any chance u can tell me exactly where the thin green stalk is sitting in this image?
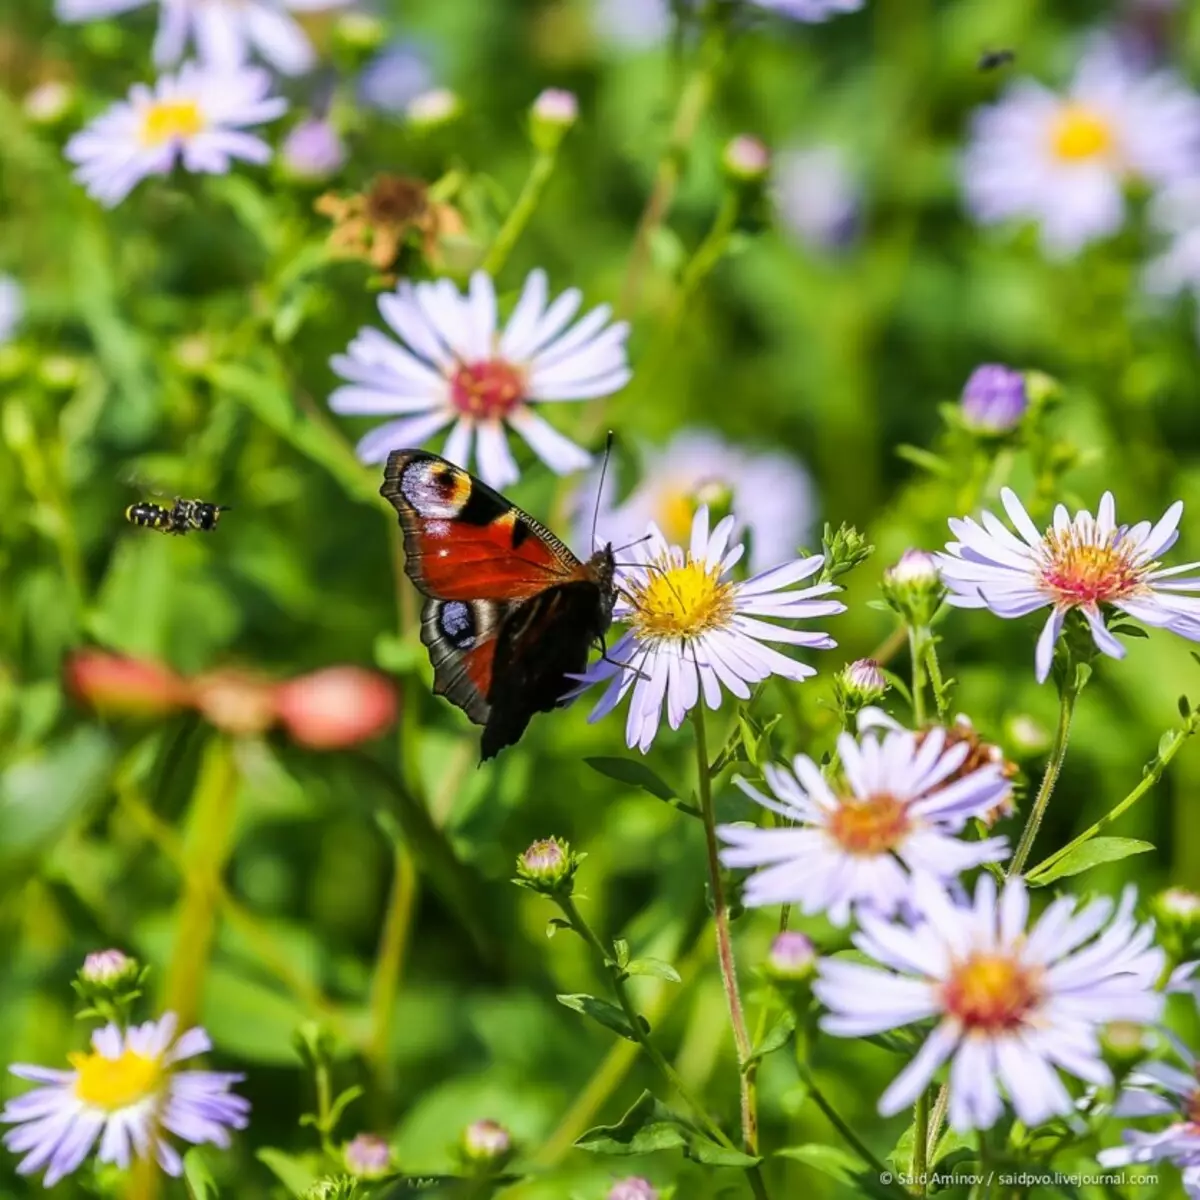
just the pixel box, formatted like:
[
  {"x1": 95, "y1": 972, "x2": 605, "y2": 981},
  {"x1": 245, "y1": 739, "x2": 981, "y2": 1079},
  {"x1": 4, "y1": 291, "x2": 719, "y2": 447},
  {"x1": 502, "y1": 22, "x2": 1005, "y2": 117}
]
[
  {"x1": 553, "y1": 893, "x2": 736, "y2": 1153},
  {"x1": 912, "y1": 1087, "x2": 930, "y2": 1196},
  {"x1": 1007, "y1": 670, "x2": 1081, "y2": 878},
  {"x1": 909, "y1": 626, "x2": 928, "y2": 726},
  {"x1": 366, "y1": 841, "x2": 418, "y2": 1093},
  {"x1": 1028, "y1": 711, "x2": 1200, "y2": 883},
  {"x1": 692, "y1": 707, "x2": 759, "y2": 1156},
  {"x1": 925, "y1": 1084, "x2": 948, "y2": 1166},
  {"x1": 619, "y1": 26, "x2": 724, "y2": 315},
  {"x1": 481, "y1": 151, "x2": 559, "y2": 276},
  {"x1": 796, "y1": 1062, "x2": 899, "y2": 1186}
]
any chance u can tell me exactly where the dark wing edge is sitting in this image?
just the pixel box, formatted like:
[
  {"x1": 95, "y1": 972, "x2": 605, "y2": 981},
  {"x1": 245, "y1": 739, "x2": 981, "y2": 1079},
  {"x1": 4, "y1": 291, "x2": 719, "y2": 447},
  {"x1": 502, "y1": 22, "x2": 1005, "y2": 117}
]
[{"x1": 420, "y1": 597, "x2": 512, "y2": 727}]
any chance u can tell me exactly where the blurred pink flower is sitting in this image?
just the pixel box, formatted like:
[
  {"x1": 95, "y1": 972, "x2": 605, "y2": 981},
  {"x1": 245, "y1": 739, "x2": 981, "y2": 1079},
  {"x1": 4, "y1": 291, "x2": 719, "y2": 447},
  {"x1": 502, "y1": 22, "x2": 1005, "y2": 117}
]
[{"x1": 275, "y1": 667, "x2": 398, "y2": 749}]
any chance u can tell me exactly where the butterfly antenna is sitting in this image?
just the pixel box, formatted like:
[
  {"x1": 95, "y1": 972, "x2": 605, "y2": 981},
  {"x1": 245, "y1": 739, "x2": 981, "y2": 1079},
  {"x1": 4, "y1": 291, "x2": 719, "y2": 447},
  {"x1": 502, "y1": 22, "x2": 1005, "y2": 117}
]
[
  {"x1": 611, "y1": 533, "x2": 654, "y2": 556},
  {"x1": 590, "y1": 431, "x2": 615, "y2": 550}
]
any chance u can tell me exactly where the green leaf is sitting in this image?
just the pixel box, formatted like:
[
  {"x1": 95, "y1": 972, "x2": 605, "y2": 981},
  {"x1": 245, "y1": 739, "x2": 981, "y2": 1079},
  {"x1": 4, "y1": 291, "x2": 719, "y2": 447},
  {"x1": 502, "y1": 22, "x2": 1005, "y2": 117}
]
[
  {"x1": 575, "y1": 1090, "x2": 759, "y2": 1168},
  {"x1": 256, "y1": 1148, "x2": 320, "y2": 1198},
  {"x1": 556, "y1": 993, "x2": 638, "y2": 1040},
  {"x1": 895, "y1": 444, "x2": 952, "y2": 477},
  {"x1": 325, "y1": 1084, "x2": 364, "y2": 1133},
  {"x1": 546, "y1": 917, "x2": 571, "y2": 938},
  {"x1": 1180, "y1": 695, "x2": 1192, "y2": 720},
  {"x1": 776, "y1": 1145, "x2": 899, "y2": 1199},
  {"x1": 1029, "y1": 837, "x2": 1154, "y2": 886},
  {"x1": 584, "y1": 757, "x2": 676, "y2": 802},
  {"x1": 184, "y1": 1148, "x2": 219, "y2": 1200},
  {"x1": 746, "y1": 1009, "x2": 795, "y2": 1068},
  {"x1": 624, "y1": 957, "x2": 681, "y2": 983}
]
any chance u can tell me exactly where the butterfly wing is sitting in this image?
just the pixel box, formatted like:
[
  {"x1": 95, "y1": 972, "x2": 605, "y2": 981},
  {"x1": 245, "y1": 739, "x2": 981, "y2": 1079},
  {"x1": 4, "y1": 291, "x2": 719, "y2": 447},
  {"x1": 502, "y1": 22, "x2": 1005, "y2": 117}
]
[{"x1": 419, "y1": 597, "x2": 512, "y2": 727}]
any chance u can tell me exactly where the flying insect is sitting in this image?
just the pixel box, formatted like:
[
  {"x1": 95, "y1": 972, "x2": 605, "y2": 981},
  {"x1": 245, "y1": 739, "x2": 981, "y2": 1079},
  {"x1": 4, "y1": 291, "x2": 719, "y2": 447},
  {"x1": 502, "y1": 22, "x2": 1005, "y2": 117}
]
[{"x1": 124, "y1": 497, "x2": 230, "y2": 534}]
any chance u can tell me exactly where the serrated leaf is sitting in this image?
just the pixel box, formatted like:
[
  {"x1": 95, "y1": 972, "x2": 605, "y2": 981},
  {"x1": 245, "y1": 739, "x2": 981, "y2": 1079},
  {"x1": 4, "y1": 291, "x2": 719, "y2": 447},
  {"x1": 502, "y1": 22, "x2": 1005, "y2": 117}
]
[
  {"x1": 746, "y1": 1009, "x2": 795, "y2": 1068},
  {"x1": 256, "y1": 1148, "x2": 319, "y2": 1198},
  {"x1": 1029, "y1": 837, "x2": 1154, "y2": 886},
  {"x1": 624, "y1": 957, "x2": 681, "y2": 983},
  {"x1": 184, "y1": 1148, "x2": 219, "y2": 1199},
  {"x1": 556, "y1": 993, "x2": 637, "y2": 1040},
  {"x1": 575, "y1": 1090, "x2": 758, "y2": 1167},
  {"x1": 584, "y1": 757, "x2": 677, "y2": 802}
]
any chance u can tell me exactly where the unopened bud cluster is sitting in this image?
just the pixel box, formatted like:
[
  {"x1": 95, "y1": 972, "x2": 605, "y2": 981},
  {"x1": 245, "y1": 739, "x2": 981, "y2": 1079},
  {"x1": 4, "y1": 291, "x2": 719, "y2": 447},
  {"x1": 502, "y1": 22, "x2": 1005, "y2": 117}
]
[
  {"x1": 881, "y1": 549, "x2": 945, "y2": 628},
  {"x1": 514, "y1": 836, "x2": 584, "y2": 895}
]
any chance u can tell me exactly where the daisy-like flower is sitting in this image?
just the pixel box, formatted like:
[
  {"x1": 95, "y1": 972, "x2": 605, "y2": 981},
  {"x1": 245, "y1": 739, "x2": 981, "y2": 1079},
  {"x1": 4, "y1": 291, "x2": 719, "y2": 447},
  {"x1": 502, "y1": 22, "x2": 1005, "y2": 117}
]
[
  {"x1": 1098, "y1": 1036, "x2": 1200, "y2": 1192},
  {"x1": 580, "y1": 429, "x2": 814, "y2": 573},
  {"x1": 773, "y1": 144, "x2": 860, "y2": 250},
  {"x1": 0, "y1": 275, "x2": 23, "y2": 345},
  {"x1": 64, "y1": 63, "x2": 286, "y2": 207},
  {"x1": 939, "y1": 488, "x2": 1200, "y2": 683},
  {"x1": 56, "y1": 0, "x2": 352, "y2": 76},
  {"x1": 815, "y1": 874, "x2": 1165, "y2": 1132},
  {"x1": 718, "y1": 726, "x2": 1011, "y2": 925},
  {"x1": 576, "y1": 507, "x2": 844, "y2": 753},
  {"x1": 328, "y1": 269, "x2": 630, "y2": 487},
  {"x1": 1, "y1": 1013, "x2": 249, "y2": 1186},
  {"x1": 962, "y1": 35, "x2": 1200, "y2": 256},
  {"x1": 748, "y1": 0, "x2": 865, "y2": 21}
]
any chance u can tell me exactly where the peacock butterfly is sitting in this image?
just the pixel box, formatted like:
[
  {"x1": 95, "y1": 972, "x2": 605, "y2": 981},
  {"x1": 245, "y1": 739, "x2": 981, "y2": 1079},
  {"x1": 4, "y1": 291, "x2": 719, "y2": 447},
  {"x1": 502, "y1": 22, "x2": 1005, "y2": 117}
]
[{"x1": 381, "y1": 449, "x2": 616, "y2": 760}]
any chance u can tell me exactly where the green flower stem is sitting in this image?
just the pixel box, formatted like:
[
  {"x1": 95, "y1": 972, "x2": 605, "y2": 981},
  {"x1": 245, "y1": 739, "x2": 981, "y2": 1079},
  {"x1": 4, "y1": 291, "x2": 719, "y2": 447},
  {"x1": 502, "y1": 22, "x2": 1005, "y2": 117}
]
[
  {"x1": 912, "y1": 1087, "x2": 930, "y2": 1197},
  {"x1": 925, "y1": 1085, "x2": 949, "y2": 1176},
  {"x1": 619, "y1": 26, "x2": 724, "y2": 315},
  {"x1": 1007, "y1": 665, "x2": 1083, "y2": 879},
  {"x1": 481, "y1": 150, "x2": 560, "y2": 277},
  {"x1": 692, "y1": 706, "x2": 760, "y2": 1158},
  {"x1": 552, "y1": 893, "x2": 736, "y2": 1154},
  {"x1": 909, "y1": 626, "x2": 929, "y2": 726},
  {"x1": 1027, "y1": 710, "x2": 1200, "y2": 884},
  {"x1": 366, "y1": 841, "x2": 418, "y2": 1094}
]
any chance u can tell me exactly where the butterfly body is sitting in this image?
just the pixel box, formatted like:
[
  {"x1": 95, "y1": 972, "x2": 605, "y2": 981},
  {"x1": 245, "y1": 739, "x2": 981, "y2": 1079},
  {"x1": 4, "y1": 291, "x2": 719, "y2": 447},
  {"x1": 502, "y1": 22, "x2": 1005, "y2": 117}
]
[{"x1": 382, "y1": 450, "x2": 615, "y2": 760}]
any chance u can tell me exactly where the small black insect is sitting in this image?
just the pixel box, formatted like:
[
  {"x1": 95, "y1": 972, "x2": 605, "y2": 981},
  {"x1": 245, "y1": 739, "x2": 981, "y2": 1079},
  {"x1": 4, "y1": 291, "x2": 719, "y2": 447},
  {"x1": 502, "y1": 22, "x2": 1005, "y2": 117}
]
[
  {"x1": 125, "y1": 498, "x2": 230, "y2": 534},
  {"x1": 977, "y1": 48, "x2": 1016, "y2": 71}
]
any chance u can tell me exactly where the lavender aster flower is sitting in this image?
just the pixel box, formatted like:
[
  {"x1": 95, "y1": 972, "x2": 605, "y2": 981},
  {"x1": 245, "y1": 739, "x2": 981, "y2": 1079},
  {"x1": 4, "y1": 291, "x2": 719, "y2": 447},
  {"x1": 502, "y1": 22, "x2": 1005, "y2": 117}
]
[
  {"x1": 939, "y1": 488, "x2": 1200, "y2": 682},
  {"x1": 1, "y1": 1013, "x2": 248, "y2": 1186},
  {"x1": 962, "y1": 35, "x2": 1200, "y2": 257},
  {"x1": 816, "y1": 875, "x2": 1164, "y2": 1132},
  {"x1": 55, "y1": 0, "x2": 352, "y2": 75},
  {"x1": 64, "y1": 63, "x2": 286, "y2": 206},
  {"x1": 608, "y1": 1180, "x2": 659, "y2": 1200},
  {"x1": 961, "y1": 364, "x2": 1028, "y2": 433},
  {"x1": 748, "y1": 0, "x2": 865, "y2": 20},
  {"x1": 773, "y1": 144, "x2": 859, "y2": 250},
  {"x1": 281, "y1": 117, "x2": 345, "y2": 181},
  {"x1": 575, "y1": 507, "x2": 844, "y2": 753},
  {"x1": 356, "y1": 42, "x2": 435, "y2": 115},
  {"x1": 328, "y1": 269, "x2": 630, "y2": 486},
  {"x1": 718, "y1": 726, "x2": 1011, "y2": 924}
]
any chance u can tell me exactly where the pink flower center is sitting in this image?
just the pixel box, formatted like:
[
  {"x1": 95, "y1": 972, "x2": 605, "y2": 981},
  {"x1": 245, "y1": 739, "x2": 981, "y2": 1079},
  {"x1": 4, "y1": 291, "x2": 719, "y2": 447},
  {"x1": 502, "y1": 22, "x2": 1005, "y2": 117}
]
[
  {"x1": 450, "y1": 359, "x2": 526, "y2": 420},
  {"x1": 1038, "y1": 530, "x2": 1144, "y2": 608},
  {"x1": 942, "y1": 953, "x2": 1040, "y2": 1032},
  {"x1": 827, "y1": 792, "x2": 910, "y2": 856}
]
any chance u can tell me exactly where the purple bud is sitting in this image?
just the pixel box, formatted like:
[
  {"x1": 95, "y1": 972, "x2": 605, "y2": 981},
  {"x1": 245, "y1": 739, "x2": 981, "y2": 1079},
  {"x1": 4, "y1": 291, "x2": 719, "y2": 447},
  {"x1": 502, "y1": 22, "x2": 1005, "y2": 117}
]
[
  {"x1": 841, "y1": 658, "x2": 887, "y2": 700},
  {"x1": 960, "y1": 364, "x2": 1028, "y2": 434},
  {"x1": 463, "y1": 1119, "x2": 511, "y2": 1162},
  {"x1": 723, "y1": 135, "x2": 771, "y2": 183},
  {"x1": 766, "y1": 931, "x2": 816, "y2": 981},
  {"x1": 81, "y1": 949, "x2": 135, "y2": 985},
  {"x1": 531, "y1": 88, "x2": 578, "y2": 127},
  {"x1": 608, "y1": 1180, "x2": 659, "y2": 1200},
  {"x1": 281, "y1": 119, "x2": 346, "y2": 182},
  {"x1": 344, "y1": 1133, "x2": 392, "y2": 1179}
]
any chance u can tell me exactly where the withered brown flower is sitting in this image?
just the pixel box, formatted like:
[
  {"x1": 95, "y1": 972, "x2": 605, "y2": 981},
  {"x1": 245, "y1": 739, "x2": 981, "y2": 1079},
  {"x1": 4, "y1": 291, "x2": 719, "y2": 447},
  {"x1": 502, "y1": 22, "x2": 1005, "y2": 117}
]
[{"x1": 917, "y1": 715, "x2": 1020, "y2": 826}]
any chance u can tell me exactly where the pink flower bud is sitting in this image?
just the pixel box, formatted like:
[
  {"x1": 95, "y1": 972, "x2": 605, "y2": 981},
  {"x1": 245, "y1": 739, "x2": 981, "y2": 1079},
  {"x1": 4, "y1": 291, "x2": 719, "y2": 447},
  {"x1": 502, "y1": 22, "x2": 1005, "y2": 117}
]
[
  {"x1": 191, "y1": 669, "x2": 279, "y2": 737},
  {"x1": 275, "y1": 667, "x2": 398, "y2": 749},
  {"x1": 67, "y1": 651, "x2": 189, "y2": 718}
]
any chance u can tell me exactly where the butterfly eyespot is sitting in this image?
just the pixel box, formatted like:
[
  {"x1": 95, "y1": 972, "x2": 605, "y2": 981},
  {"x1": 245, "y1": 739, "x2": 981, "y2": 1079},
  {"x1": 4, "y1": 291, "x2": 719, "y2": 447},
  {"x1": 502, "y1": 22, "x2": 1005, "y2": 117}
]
[
  {"x1": 401, "y1": 459, "x2": 472, "y2": 519},
  {"x1": 439, "y1": 600, "x2": 477, "y2": 649}
]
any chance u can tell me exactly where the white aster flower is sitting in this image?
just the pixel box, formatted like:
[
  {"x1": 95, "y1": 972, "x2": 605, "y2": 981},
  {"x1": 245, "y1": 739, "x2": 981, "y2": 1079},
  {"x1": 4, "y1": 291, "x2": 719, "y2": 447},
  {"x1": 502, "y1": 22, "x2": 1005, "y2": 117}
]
[
  {"x1": 0, "y1": 276, "x2": 23, "y2": 345},
  {"x1": 962, "y1": 35, "x2": 1200, "y2": 256},
  {"x1": 939, "y1": 487, "x2": 1200, "y2": 683},
  {"x1": 748, "y1": 0, "x2": 865, "y2": 21},
  {"x1": 815, "y1": 874, "x2": 1165, "y2": 1132},
  {"x1": 64, "y1": 63, "x2": 286, "y2": 207},
  {"x1": 328, "y1": 268, "x2": 631, "y2": 488},
  {"x1": 0, "y1": 1013, "x2": 249, "y2": 1186},
  {"x1": 56, "y1": 0, "x2": 352, "y2": 76},
  {"x1": 579, "y1": 429, "x2": 815, "y2": 573},
  {"x1": 718, "y1": 726, "x2": 1011, "y2": 925},
  {"x1": 1099, "y1": 1035, "x2": 1200, "y2": 1192},
  {"x1": 576, "y1": 506, "x2": 844, "y2": 753}
]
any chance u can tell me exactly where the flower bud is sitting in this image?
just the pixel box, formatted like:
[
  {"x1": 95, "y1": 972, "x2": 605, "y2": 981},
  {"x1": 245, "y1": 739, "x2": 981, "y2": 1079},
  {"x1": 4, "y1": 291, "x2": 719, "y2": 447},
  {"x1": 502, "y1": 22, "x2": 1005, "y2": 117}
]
[
  {"x1": 1152, "y1": 887, "x2": 1200, "y2": 960},
  {"x1": 609, "y1": 1180, "x2": 659, "y2": 1200},
  {"x1": 835, "y1": 658, "x2": 888, "y2": 716},
  {"x1": 723, "y1": 135, "x2": 771, "y2": 185},
  {"x1": 67, "y1": 651, "x2": 189, "y2": 719},
  {"x1": 281, "y1": 119, "x2": 346, "y2": 183},
  {"x1": 23, "y1": 79, "x2": 74, "y2": 125},
  {"x1": 275, "y1": 667, "x2": 397, "y2": 749},
  {"x1": 960, "y1": 364, "x2": 1028, "y2": 434},
  {"x1": 333, "y1": 11, "x2": 387, "y2": 56},
  {"x1": 881, "y1": 549, "x2": 945, "y2": 628},
  {"x1": 530, "y1": 88, "x2": 578, "y2": 152},
  {"x1": 406, "y1": 88, "x2": 462, "y2": 129},
  {"x1": 344, "y1": 1133, "x2": 392, "y2": 1180},
  {"x1": 73, "y1": 948, "x2": 146, "y2": 1020},
  {"x1": 1100, "y1": 1020, "x2": 1153, "y2": 1081},
  {"x1": 766, "y1": 931, "x2": 816, "y2": 983},
  {"x1": 191, "y1": 669, "x2": 278, "y2": 737},
  {"x1": 461, "y1": 1119, "x2": 513, "y2": 1169},
  {"x1": 80, "y1": 949, "x2": 138, "y2": 987},
  {"x1": 514, "y1": 836, "x2": 582, "y2": 895},
  {"x1": 820, "y1": 522, "x2": 873, "y2": 583}
]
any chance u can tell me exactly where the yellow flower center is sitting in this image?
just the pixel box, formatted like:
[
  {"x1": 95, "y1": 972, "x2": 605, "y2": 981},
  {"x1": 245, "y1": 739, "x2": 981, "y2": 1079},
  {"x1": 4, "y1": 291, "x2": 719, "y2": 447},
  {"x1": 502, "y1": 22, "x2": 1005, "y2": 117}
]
[
  {"x1": 1038, "y1": 530, "x2": 1145, "y2": 608},
  {"x1": 942, "y1": 953, "x2": 1040, "y2": 1032},
  {"x1": 1050, "y1": 104, "x2": 1114, "y2": 163},
  {"x1": 140, "y1": 99, "x2": 206, "y2": 148},
  {"x1": 629, "y1": 559, "x2": 735, "y2": 641},
  {"x1": 656, "y1": 490, "x2": 697, "y2": 547},
  {"x1": 71, "y1": 1047, "x2": 162, "y2": 1112},
  {"x1": 827, "y1": 792, "x2": 910, "y2": 856}
]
